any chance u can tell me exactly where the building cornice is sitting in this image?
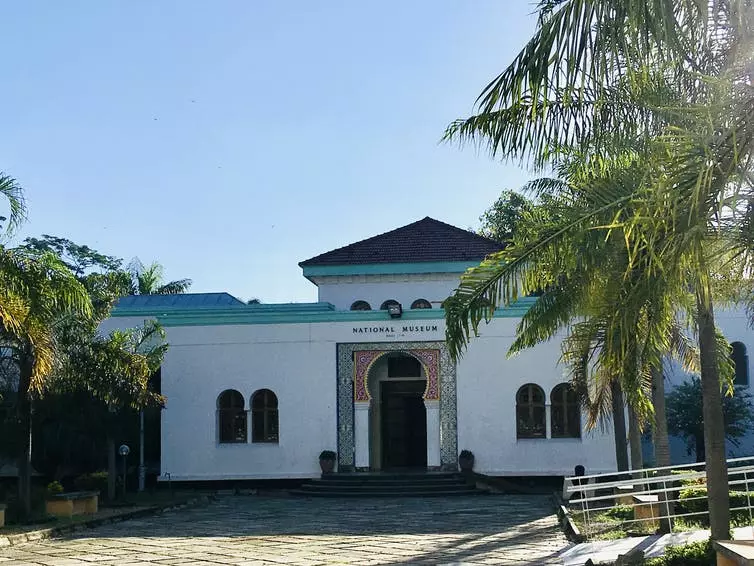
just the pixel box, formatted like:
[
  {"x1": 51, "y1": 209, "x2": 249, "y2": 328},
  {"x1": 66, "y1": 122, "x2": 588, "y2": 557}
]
[
  {"x1": 111, "y1": 297, "x2": 537, "y2": 327},
  {"x1": 301, "y1": 261, "x2": 480, "y2": 282}
]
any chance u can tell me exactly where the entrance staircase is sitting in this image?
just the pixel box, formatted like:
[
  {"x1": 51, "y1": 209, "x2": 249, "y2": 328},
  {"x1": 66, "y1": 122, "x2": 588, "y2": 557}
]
[{"x1": 291, "y1": 471, "x2": 482, "y2": 498}]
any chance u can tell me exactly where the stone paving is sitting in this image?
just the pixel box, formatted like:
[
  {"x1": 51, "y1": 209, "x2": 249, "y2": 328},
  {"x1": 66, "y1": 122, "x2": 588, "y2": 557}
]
[{"x1": 0, "y1": 495, "x2": 570, "y2": 565}]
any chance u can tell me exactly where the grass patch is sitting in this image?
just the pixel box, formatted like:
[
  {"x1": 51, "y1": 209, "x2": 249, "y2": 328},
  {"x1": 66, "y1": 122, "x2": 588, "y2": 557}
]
[{"x1": 570, "y1": 506, "x2": 657, "y2": 540}]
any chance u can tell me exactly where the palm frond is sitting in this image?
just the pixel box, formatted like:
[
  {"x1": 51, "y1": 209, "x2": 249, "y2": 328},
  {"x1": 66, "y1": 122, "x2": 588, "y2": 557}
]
[
  {"x1": 0, "y1": 174, "x2": 27, "y2": 235},
  {"x1": 156, "y1": 279, "x2": 192, "y2": 295}
]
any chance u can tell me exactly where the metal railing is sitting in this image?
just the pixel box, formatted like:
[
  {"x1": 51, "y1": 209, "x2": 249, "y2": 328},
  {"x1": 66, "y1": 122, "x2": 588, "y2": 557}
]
[{"x1": 562, "y1": 456, "x2": 754, "y2": 539}]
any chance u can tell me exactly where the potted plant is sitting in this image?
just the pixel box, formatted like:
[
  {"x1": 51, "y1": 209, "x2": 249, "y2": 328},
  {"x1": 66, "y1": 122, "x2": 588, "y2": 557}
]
[
  {"x1": 319, "y1": 450, "x2": 337, "y2": 474},
  {"x1": 458, "y1": 449, "x2": 474, "y2": 473}
]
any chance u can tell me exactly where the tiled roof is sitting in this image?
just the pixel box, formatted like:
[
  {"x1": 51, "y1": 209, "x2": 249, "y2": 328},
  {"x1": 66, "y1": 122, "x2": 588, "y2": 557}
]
[
  {"x1": 299, "y1": 217, "x2": 503, "y2": 266},
  {"x1": 115, "y1": 292, "x2": 245, "y2": 309}
]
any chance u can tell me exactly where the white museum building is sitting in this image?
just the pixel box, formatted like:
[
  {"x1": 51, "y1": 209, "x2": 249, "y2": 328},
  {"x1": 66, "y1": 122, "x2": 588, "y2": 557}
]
[{"x1": 101, "y1": 217, "x2": 754, "y2": 481}]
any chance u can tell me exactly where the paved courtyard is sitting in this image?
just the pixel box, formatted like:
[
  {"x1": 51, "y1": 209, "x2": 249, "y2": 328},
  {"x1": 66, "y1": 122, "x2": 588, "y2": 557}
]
[{"x1": 1, "y1": 495, "x2": 570, "y2": 565}]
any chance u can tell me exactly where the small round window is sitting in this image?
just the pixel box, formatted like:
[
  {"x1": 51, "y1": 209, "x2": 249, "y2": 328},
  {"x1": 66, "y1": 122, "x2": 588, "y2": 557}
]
[{"x1": 411, "y1": 299, "x2": 432, "y2": 309}]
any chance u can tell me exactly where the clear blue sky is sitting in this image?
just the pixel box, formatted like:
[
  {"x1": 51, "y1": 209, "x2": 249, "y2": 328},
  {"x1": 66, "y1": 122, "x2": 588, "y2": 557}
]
[{"x1": 1, "y1": 1, "x2": 537, "y2": 303}]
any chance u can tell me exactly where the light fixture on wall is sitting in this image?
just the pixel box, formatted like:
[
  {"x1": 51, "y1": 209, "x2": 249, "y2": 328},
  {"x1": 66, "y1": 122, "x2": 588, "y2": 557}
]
[{"x1": 387, "y1": 303, "x2": 403, "y2": 318}]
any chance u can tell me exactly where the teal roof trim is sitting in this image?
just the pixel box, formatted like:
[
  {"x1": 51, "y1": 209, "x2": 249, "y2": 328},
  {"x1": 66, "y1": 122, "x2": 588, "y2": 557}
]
[
  {"x1": 115, "y1": 292, "x2": 244, "y2": 308},
  {"x1": 111, "y1": 297, "x2": 537, "y2": 327},
  {"x1": 302, "y1": 261, "x2": 480, "y2": 278}
]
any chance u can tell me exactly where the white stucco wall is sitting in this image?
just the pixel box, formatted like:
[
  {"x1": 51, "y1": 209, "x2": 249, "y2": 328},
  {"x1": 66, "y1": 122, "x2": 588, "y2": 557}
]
[
  {"x1": 652, "y1": 307, "x2": 754, "y2": 465},
  {"x1": 314, "y1": 273, "x2": 462, "y2": 311},
  {"x1": 456, "y1": 318, "x2": 618, "y2": 476},
  {"x1": 99, "y1": 312, "x2": 618, "y2": 480},
  {"x1": 98, "y1": 315, "x2": 155, "y2": 335},
  {"x1": 157, "y1": 323, "x2": 338, "y2": 480}
]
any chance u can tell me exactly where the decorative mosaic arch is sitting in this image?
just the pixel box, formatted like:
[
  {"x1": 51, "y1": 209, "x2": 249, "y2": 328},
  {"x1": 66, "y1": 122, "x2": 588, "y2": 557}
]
[
  {"x1": 353, "y1": 348, "x2": 440, "y2": 402},
  {"x1": 337, "y1": 341, "x2": 456, "y2": 471}
]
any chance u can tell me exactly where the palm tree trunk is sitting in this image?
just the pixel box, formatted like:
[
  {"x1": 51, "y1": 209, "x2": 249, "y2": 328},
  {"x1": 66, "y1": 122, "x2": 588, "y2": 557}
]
[
  {"x1": 696, "y1": 434, "x2": 706, "y2": 463},
  {"x1": 697, "y1": 295, "x2": 730, "y2": 540},
  {"x1": 652, "y1": 365, "x2": 671, "y2": 468},
  {"x1": 611, "y1": 380, "x2": 629, "y2": 472},
  {"x1": 16, "y1": 357, "x2": 33, "y2": 520},
  {"x1": 628, "y1": 406, "x2": 644, "y2": 471},
  {"x1": 652, "y1": 364, "x2": 673, "y2": 533}
]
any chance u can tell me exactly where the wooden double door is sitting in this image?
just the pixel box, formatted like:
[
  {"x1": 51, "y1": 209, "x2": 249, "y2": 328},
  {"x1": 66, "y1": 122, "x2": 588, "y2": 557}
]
[{"x1": 380, "y1": 380, "x2": 427, "y2": 469}]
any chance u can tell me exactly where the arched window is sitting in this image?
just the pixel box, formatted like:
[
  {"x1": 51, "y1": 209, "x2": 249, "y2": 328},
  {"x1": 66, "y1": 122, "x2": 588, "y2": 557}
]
[
  {"x1": 350, "y1": 300, "x2": 372, "y2": 311},
  {"x1": 251, "y1": 389, "x2": 279, "y2": 443},
  {"x1": 411, "y1": 299, "x2": 432, "y2": 310},
  {"x1": 516, "y1": 384, "x2": 546, "y2": 439},
  {"x1": 380, "y1": 299, "x2": 401, "y2": 311},
  {"x1": 731, "y1": 342, "x2": 749, "y2": 386},
  {"x1": 217, "y1": 389, "x2": 247, "y2": 443},
  {"x1": 551, "y1": 383, "x2": 581, "y2": 438}
]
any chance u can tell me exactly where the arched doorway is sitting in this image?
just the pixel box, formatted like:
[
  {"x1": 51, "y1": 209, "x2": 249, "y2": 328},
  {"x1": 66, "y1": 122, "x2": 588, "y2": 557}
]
[
  {"x1": 339, "y1": 341, "x2": 455, "y2": 472},
  {"x1": 367, "y1": 353, "x2": 427, "y2": 470}
]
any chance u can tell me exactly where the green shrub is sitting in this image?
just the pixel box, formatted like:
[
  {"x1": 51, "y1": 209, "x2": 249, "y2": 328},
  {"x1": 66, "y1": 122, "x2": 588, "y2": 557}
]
[
  {"x1": 74, "y1": 471, "x2": 108, "y2": 493},
  {"x1": 677, "y1": 487, "x2": 754, "y2": 524},
  {"x1": 46, "y1": 481, "x2": 63, "y2": 496},
  {"x1": 604, "y1": 504, "x2": 633, "y2": 521},
  {"x1": 670, "y1": 469, "x2": 705, "y2": 487},
  {"x1": 644, "y1": 540, "x2": 713, "y2": 566}
]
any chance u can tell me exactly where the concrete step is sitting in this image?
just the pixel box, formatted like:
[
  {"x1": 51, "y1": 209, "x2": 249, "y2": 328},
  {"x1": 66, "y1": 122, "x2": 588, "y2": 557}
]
[
  {"x1": 316, "y1": 478, "x2": 464, "y2": 487},
  {"x1": 319, "y1": 473, "x2": 463, "y2": 483},
  {"x1": 292, "y1": 471, "x2": 482, "y2": 498},
  {"x1": 290, "y1": 488, "x2": 484, "y2": 498},
  {"x1": 318, "y1": 474, "x2": 465, "y2": 484},
  {"x1": 298, "y1": 482, "x2": 475, "y2": 493}
]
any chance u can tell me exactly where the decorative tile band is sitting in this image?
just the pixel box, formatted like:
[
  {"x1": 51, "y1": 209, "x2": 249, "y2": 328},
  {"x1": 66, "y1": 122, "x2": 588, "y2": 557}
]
[
  {"x1": 337, "y1": 341, "x2": 456, "y2": 470},
  {"x1": 352, "y1": 348, "x2": 440, "y2": 402},
  {"x1": 353, "y1": 350, "x2": 384, "y2": 402},
  {"x1": 410, "y1": 349, "x2": 440, "y2": 401}
]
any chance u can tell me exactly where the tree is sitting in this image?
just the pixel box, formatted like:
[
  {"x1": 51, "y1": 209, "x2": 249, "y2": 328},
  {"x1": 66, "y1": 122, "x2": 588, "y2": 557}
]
[
  {"x1": 0, "y1": 174, "x2": 25, "y2": 235},
  {"x1": 21, "y1": 235, "x2": 122, "y2": 277},
  {"x1": 477, "y1": 183, "x2": 653, "y2": 473},
  {"x1": 53, "y1": 320, "x2": 166, "y2": 499},
  {"x1": 127, "y1": 258, "x2": 191, "y2": 296},
  {"x1": 667, "y1": 377, "x2": 754, "y2": 462},
  {"x1": 0, "y1": 249, "x2": 91, "y2": 517},
  {"x1": 478, "y1": 190, "x2": 533, "y2": 244},
  {"x1": 442, "y1": 0, "x2": 754, "y2": 540}
]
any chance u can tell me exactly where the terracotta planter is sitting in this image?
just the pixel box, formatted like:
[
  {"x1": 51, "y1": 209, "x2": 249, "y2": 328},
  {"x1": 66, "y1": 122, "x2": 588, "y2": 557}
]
[
  {"x1": 45, "y1": 491, "x2": 99, "y2": 519},
  {"x1": 319, "y1": 458, "x2": 335, "y2": 474}
]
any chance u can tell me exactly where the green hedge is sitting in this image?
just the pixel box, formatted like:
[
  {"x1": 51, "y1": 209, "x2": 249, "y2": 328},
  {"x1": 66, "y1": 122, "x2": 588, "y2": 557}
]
[
  {"x1": 669, "y1": 469, "x2": 705, "y2": 487},
  {"x1": 644, "y1": 540, "x2": 713, "y2": 566},
  {"x1": 677, "y1": 487, "x2": 754, "y2": 523},
  {"x1": 73, "y1": 471, "x2": 108, "y2": 494}
]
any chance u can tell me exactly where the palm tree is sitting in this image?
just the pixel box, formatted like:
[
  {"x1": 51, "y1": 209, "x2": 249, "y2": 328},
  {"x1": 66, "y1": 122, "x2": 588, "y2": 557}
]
[
  {"x1": 0, "y1": 174, "x2": 25, "y2": 235},
  {"x1": 56, "y1": 320, "x2": 166, "y2": 500},
  {"x1": 0, "y1": 174, "x2": 93, "y2": 517},
  {"x1": 0, "y1": 250, "x2": 91, "y2": 517},
  {"x1": 127, "y1": 258, "x2": 191, "y2": 296},
  {"x1": 443, "y1": 0, "x2": 754, "y2": 539},
  {"x1": 473, "y1": 161, "x2": 697, "y2": 465}
]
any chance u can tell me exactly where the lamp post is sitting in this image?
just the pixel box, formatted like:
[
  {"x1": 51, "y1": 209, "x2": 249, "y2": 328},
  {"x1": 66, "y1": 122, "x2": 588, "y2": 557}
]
[
  {"x1": 387, "y1": 303, "x2": 403, "y2": 319},
  {"x1": 138, "y1": 410, "x2": 145, "y2": 492},
  {"x1": 118, "y1": 444, "x2": 130, "y2": 498}
]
